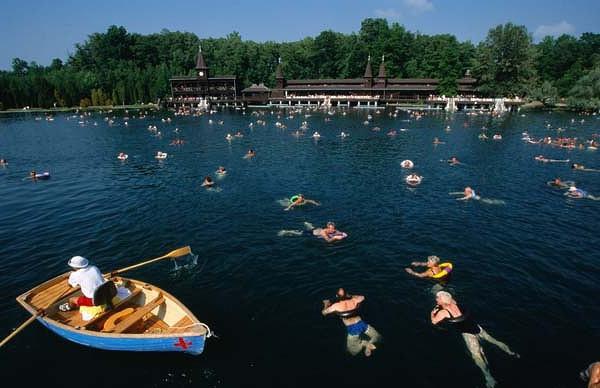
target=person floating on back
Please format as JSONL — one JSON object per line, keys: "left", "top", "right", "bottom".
{"left": 322, "top": 288, "right": 381, "bottom": 357}
{"left": 431, "top": 291, "right": 519, "bottom": 388}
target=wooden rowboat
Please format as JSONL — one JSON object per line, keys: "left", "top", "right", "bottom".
{"left": 16, "top": 273, "right": 210, "bottom": 355}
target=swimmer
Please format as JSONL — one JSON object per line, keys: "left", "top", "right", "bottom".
{"left": 405, "top": 173, "right": 422, "bottom": 186}
{"left": 284, "top": 194, "right": 321, "bottom": 211}
{"left": 478, "top": 133, "right": 488, "bottom": 140}
{"left": 400, "top": 160, "right": 414, "bottom": 169}
{"left": 580, "top": 361, "right": 600, "bottom": 388}
{"left": 312, "top": 131, "right": 321, "bottom": 139}
{"left": 201, "top": 176, "right": 214, "bottom": 188}
{"left": 322, "top": 288, "right": 381, "bottom": 357}
{"left": 155, "top": 151, "right": 167, "bottom": 160}
{"left": 225, "top": 133, "right": 233, "bottom": 141}
{"left": 234, "top": 131, "right": 244, "bottom": 138}
{"left": 565, "top": 186, "right": 599, "bottom": 200}
{"left": 453, "top": 186, "right": 479, "bottom": 201}
{"left": 216, "top": 166, "right": 227, "bottom": 175}
{"left": 433, "top": 137, "right": 445, "bottom": 145}
{"left": 244, "top": 149, "right": 256, "bottom": 159}
{"left": 547, "top": 178, "right": 573, "bottom": 189}
{"left": 117, "top": 152, "right": 128, "bottom": 160}
{"left": 405, "top": 255, "right": 452, "bottom": 280}
{"left": 448, "top": 156, "right": 461, "bottom": 165}
{"left": 387, "top": 130, "right": 397, "bottom": 136}
{"left": 339, "top": 131, "right": 349, "bottom": 138}
{"left": 431, "top": 291, "right": 519, "bottom": 388}
{"left": 316, "top": 222, "right": 348, "bottom": 242}
{"left": 534, "top": 155, "right": 569, "bottom": 163}
{"left": 0, "top": 158, "right": 7, "bottom": 166}
{"left": 493, "top": 134, "right": 502, "bottom": 140}
{"left": 30, "top": 170, "right": 37, "bottom": 181}
{"left": 572, "top": 163, "right": 600, "bottom": 172}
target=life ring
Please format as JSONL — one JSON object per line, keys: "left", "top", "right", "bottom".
{"left": 290, "top": 195, "right": 300, "bottom": 204}
{"left": 400, "top": 160, "right": 414, "bottom": 169}
{"left": 102, "top": 307, "right": 135, "bottom": 331}
{"left": 405, "top": 175, "right": 422, "bottom": 186}
{"left": 431, "top": 262, "right": 453, "bottom": 279}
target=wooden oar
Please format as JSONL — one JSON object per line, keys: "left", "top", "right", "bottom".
{"left": 109, "top": 246, "right": 191, "bottom": 276}
{"left": 0, "top": 246, "right": 192, "bottom": 348}
{"left": 0, "top": 283, "right": 71, "bottom": 348}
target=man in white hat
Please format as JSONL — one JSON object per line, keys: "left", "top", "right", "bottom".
{"left": 59, "top": 256, "right": 105, "bottom": 311}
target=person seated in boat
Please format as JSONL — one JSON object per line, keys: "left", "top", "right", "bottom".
{"left": 285, "top": 194, "right": 320, "bottom": 211}
{"left": 321, "top": 288, "right": 381, "bottom": 357}
{"left": 244, "top": 149, "right": 256, "bottom": 159}
{"left": 202, "top": 176, "right": 215, "bottom": 188}
{"left": 448, "top": 156, "right": 460, "bottom": 165}
{"left": 405, "top": 255, "right": 450, "bottom": 279}
{"left": 59, "top": 256, "right": 105, "bottom": 311}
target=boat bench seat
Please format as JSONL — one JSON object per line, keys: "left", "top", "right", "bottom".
{"left": 81, "top": 287, "right": 142, "bottom": 329}
{"left": 103, "top": 293, "right": 165, "bottom": 334}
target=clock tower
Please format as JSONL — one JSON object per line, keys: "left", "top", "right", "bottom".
{"left": 195, "top": 44, "right": 209, "bottom": 80}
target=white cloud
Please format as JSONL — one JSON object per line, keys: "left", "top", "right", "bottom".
{"left": 534, "top": 21, "right": 575, "bottom": 38}
{"left": 374, "top": 8, "right": 402, "bottom": 20}
{"left": 403, "top": 0, "right": 434, "bottom": 13}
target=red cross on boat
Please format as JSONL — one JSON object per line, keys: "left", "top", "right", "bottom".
{"left": 174, "top": 337, "right": 192, "bottom": 350}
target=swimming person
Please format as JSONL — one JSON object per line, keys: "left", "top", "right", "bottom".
{"left": 431, "top": 291, "right": 519, "bottom": 388}
{"left": 453, "top": 186, "right": 479, "bottom": 201}
{"left": 433, "top": 137, "right": 445, "bottom": 145}
{"left": 448, "top": 156, "right": 461, "bottom": 165}
{"left": 0, "top": 158, "right": 7, "bottom": 166}
{"left": 216, "top": 166, "right": 227, "bottom": 175}
{"left": 547, "top": 177, "right": 572, "bottom": 189}
{"left": 30, "top": 170, "right": 37, "bottom": 181}
{"left": 284, "top": 194, "right": 321, "bottom": 211}
{"left": 59, "top": 256, "right": 106, "bottom": 312}
{"left": 572, "top": 163, "right": 600, "bottom": 172}
{"left": 580, "top": 362, "right": 600, "bottom": 388}
{"left": 534, "top": 155, "right": 569, "bottom": 163}
{"left": 278, "top": 221, "right": 347, "bottom": 242}
{"left": 202, "top": 176, "right": 215, "bottom": 188}
{"left": 405, "top": 173, "right": 423, "bottom": 186}
{"left": 244, "top": 149, "right": 256, "bottom": 159}
{"left": 565, "top": 186, "right": 599, "bottom": 200}
{"left": 405, "top": 255, "right": 453, "bottom": 281}
{"left": 321, "top": 288, "right": 381, "bottom": 357}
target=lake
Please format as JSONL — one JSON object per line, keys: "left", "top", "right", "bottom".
{"left": 0, "top": 107, "right": 598, "bottom": 387}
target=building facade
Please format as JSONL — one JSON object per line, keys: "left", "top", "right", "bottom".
{"left": 168, "top": 46, "right": 241, "bottom": 107}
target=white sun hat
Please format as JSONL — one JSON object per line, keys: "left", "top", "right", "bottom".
{"left": 68, "top": 256, "right": 89, "bottom": 269}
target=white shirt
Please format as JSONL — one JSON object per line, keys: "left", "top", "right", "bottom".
{"left": 68, "top": 265, "right": 105, "bottom": 299}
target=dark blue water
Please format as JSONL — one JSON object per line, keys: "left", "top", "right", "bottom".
{"left": 0, "top": 109, "right": 598, "bottom": 387}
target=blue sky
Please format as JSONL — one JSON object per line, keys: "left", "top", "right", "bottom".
{"left": 1, "top": 0, "right": 598, "bottom": 70}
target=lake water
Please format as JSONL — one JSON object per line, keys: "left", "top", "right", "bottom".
{"left": 0, "top": 108, "right": 598, "bottom": 387}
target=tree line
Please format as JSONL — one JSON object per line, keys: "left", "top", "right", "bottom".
{"left": 0, "top": 19, "right": 598, "bottom": 110}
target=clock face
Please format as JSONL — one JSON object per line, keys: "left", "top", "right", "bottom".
{"left": 199, "top": 71, "right": 204, "bottom": 77}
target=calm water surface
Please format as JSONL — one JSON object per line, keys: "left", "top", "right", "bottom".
{"left": 0, "top": 108, "right": 598, "bottom": 387}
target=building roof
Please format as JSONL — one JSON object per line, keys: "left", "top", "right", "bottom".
{"left": 242, "top": 83, "right": 271, "bottom": 93}
{"left": 169, "top": 75, "right": 237, "bottom": 81}
{"left": 388, "top": 78, "right": 439, "bottom": 84}
{"left": 378, "top": 56, "right": 386, "bottom": 79}
{"left": 195, "top": 45, "right": 208, "bottom": 70}
{"left": 364, "top": 56, "right": 373, "bottom": 78}
{"left": 286, "top": 79, "right": 364, "bottom": 85}
{"left": 275, "top": 60, "right": 284, "bottom": 79}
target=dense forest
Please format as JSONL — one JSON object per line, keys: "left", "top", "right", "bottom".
{"left": 0, "top": 19, "right": 599, "bottom": 110}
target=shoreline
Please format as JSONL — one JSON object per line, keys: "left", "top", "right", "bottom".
{"left": 0, "top": 104, "right": 159, "bottom": 115}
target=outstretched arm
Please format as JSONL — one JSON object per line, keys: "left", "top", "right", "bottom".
{"left": 405, "top": 268, "right": 432, "bottom": 278}
{"left": 305, "top": 199, "right": 320, "bottom": 206}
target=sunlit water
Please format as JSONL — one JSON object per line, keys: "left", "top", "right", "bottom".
{"left": 0, "top": 108, "right": 598, "bottom": 387}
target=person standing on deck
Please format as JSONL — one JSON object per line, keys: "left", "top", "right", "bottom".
{"left": 59, "top": 256, "right": 105, "bottom": 311}
{"left": 322, "top": 288, "right": 381, "bottom": 357}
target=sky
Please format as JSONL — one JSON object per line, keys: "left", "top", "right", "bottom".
{"left": 1, "top": 0, "right": 599, "bottom": 70}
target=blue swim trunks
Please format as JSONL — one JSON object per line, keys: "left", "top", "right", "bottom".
{"left": 346, "top": 320, "right": 368, "bottom": 336}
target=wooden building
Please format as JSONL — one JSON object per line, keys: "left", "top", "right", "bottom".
{"left": 168, "top": 46, "right": 241, "bottom": 107}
